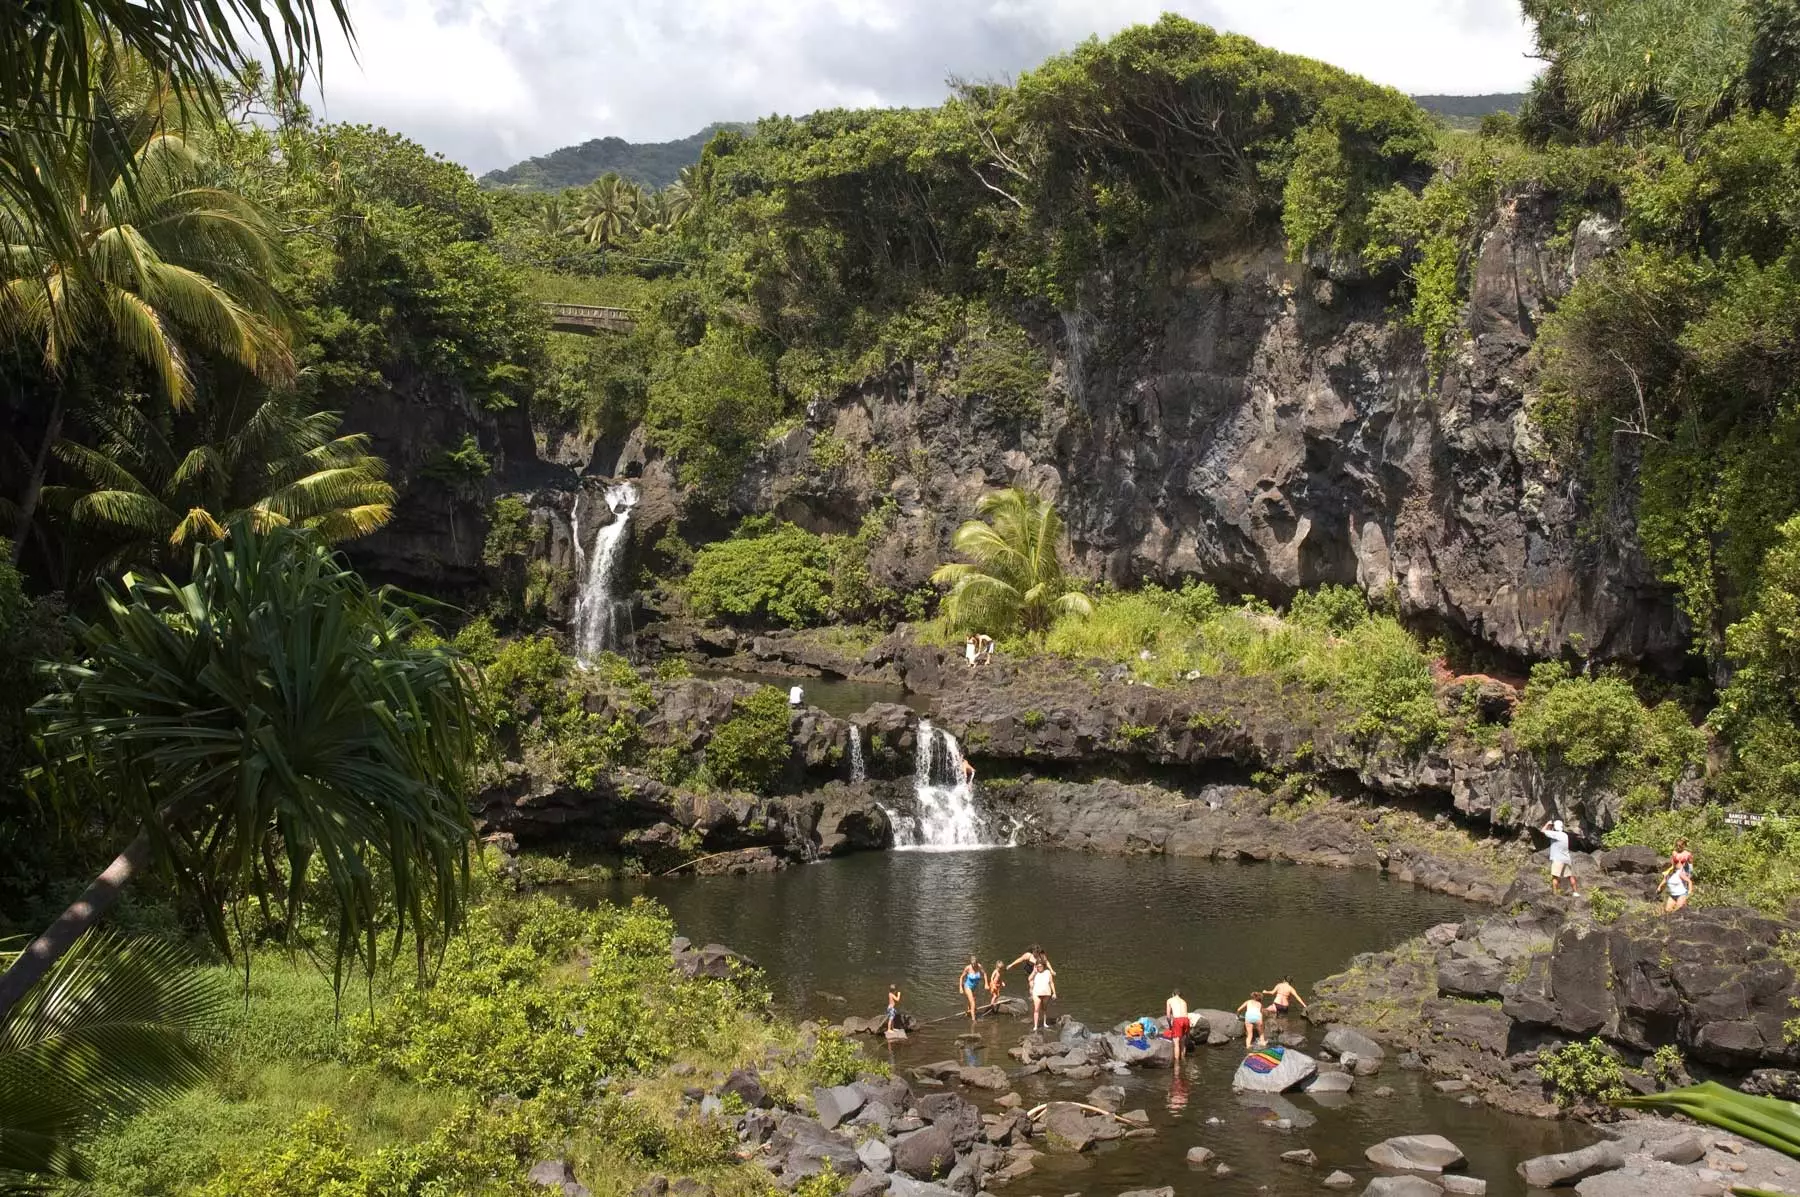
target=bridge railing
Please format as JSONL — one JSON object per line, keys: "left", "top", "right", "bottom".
{"left": 541, "top": 302, "right": 638, "bottom": 321}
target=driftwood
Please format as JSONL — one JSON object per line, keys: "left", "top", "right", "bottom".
{"left": 657, "top": 849, "right": 754, "bottom": 877}
{"left": 1024, "top": 1101, "right": 1138, "bottom": 1127}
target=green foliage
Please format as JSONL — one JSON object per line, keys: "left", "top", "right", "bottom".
{"left": 807, "top": 1030, "right": 864, "bottom": 1088}
{"left": 482, "top": 124, "right": 743, "bottom": 191}
{"left": 1513, "top": 663, "right": 1705, "bottom": 801}
{"left": 1588, "top": 888, "right": 1626, "bottom": 924}
{"left": 482, "top": 497, "right": 535, "bottom": 566}
{"left": 682, "top": 514, "right": 895, "bottom": 628}
{"left": 933, "top": 488, "right": 1094, "bottom": 635}
{"left": 644, "top": 328, "right": 783, "bottom": 501}
{"left": 1712, "top": 515, "right": 1800, "bottom": 809}
{"left": 1538, "top": 1037, "right": 1628, "bottom": 1105}
{"left": 955, "top": 320, "right": 1050, "bottom": 422}
{"left": 703, "top": 687, "right": 794, "bottom": 794}
{"left": 1606, "top": 806, "right": 1800, "bottom": 912}
{"left": 479, "top": 635, "right": 641, "bottom": 790}
{"left": 1648, "top": 1043, "right": 1687, "bottom": 1087}
{"left": 1617, "top": 1081, "right": 1800, "bottom": 1158}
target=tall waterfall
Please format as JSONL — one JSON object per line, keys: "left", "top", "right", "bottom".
{"left": 893, "top": 720, "right": 993, "bottom": 850}
{"left": 571, "top": 481, "right": 639, "bottom": 664}
{"left": 848, "top": 725, "right": 866, "bottom": 783}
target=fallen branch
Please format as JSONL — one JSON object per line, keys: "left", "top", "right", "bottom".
{"left": 658, "top": 849, "right": 754, "bottom": 878}
{"left": 1024, "top": 1101, "right": 1138, "bottom": 1127}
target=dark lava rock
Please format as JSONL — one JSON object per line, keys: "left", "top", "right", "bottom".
{"left": 891, "top": 1125, "right": 956, "bottom": 1179}
{"left": 719, "top": 1069, "right": 771, "bottom": 1109}
{"left": 916, "top": 1092, "right": 980, "bottom": 1150}
{"left": 815, "top": 1084, "right": 865, "bottom": 1130}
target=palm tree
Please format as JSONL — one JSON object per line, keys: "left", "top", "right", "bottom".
{"left": 1, "top": 46, "right": 294, "bottom": 559}
{"left": 0, "top": 523, "right": 479, "bottom": 1025}
{"left": 931, "top": 487, "right": 1094, "bottom": 635}
{"left": 0, "top": 930, "right": 227, "bottom": 1190}
{"left": 569, "top": 173, "right": 643, "bottom": 247}
{"left": 45, "top": 388, "right": 395, "bottom": 574}
{"left": 536, "top": 192, "right": 571, "bottom": 239}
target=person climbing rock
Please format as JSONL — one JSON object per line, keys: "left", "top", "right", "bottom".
{"left": 1660, "top": 861, "right": 1694, "bottom": 912}
{"left": 964, "top": 634, "right": 979, "bottom": 667}
{"left": 1541, "top": 819, "right": 1580, "bottom": 896}
{"left": 1165, "top": 989, "right": 1191, "bottom": 1061}
{"left": 960, "top": 756, "right": 976, "bottom": 787}
{"left": 958, "top": 956, "right": 985, "bottom": 1020}
{"left": 1237, "top": 991, "right": 1267, "bottom": 1049}
{"left": 1266, "top": 976, "right": 1307, "bottom": 1029}
{"left": 976, "top": 632, "right": 995, "bottom": 664}
{"left": 1670, "top": 838, "right": 1694, "bottom": 884}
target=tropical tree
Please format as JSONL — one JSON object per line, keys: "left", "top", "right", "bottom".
{"left": 1, "top": 46, "right": 295, "bottom": 558}
{"left": 0, "top": 524, "right": 480, "bottom": 1026}
{"left": 931, "top": 487, "right": 1094, "bottom": 634}
{"left": 0, "top": 930, "right": 227, "bottom": 1190}
{"left": 570, "top": 173, "right": 643, "bottom": 247}
{"left": 45, "top": 388, "right": 394, "bottom": 574}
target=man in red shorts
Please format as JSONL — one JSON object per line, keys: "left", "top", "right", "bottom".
{"left": 1164, "top": 989, "right": 1191, "bottom": 1061}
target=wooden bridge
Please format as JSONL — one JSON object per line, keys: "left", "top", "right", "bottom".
{"left": 542, "top": 303, "right": 638, "bottom": 334}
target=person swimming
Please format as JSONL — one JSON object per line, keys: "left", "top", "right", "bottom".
{"left": 1237, "top": 991, "right": 1267, "bottom": 1049}
{"left": 958, "top": 956, "right": 985, "bottom": 1019}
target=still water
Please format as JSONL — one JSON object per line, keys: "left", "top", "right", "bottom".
{"left": 590, "top": 850, "right": 1589, "bottom": 1197}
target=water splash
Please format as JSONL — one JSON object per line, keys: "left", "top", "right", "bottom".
{"left": 893, "top": 720, "right": 993, "bottom": 850}
{"left": 572, "top": 481, "right": 639, "bottom": 664}
{"left": 848, "top": 725, "right": 866, "bottom": 784}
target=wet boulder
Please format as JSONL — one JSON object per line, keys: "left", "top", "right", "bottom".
{"left": 1323, "top": 1027, "right": 1386, "bottom": 1061}
{"left": 916, "top": 1092, "right": 980, "bottom": 1150}
{"left": 1366, "top": 1135, "right": 1466, "bottom": 1172}
{"left": 956, "top": 1065, "right": 1009, "bottom": 1090}
{"left": 891, "top": 1125, "right": 956, "bottom": 1179}
{"left": 673, "top": 941, "right": 756, "bottom": 980}
{"left": 1364, "top": 1178, "right": 1446, "bottom": 1197}
{"left": 1304, "top": 1070, "right": 1355, "bottom": 1093}
{"left": 1041, "top": 1104, "right": 1095, "bottom": 1152}
{"left": 1192, "top": 1009, "right": 1242, "bottom": 1044}
{"left": 1231, "top": 1046, "right": 1318, "bottom": 1093}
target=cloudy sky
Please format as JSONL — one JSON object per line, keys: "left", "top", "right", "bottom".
{"left": 306, "top": 0, "right": 1540, "bottom": 175}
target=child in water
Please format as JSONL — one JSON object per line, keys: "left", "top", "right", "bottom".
{"left": 1237, "top": 991, "right": 1267, "bottom": 1049}
{"left": 987, "top": 960, "right": 1006, "bottom": 1009}
{"left": 958, "top": 957, "right": 985, "bottom": 1019}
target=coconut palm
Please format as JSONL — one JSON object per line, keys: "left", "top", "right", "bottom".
{"left": 1, "top": 45, "right": 294, "bottom": 558}
{"left": 932, "top": 487, "right": 1094, "bottom": 635}
{"left": 569, "top": 173, "right": 643, "bottom": 247}
{"left": 0, "top": 523, "right": 479, "bottom": 1025}
{"left": 0, "top": 930, "right": 227, "bottom": 1190}
{"left": 45, "top": 388, "right": 395, "bottom": 574}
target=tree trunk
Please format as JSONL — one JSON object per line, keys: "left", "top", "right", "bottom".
{"left": 10, "top": 395, "right": 63, "bottom": 564}
{"left": 0, "top": 828, "right": 150, "bottom": 1024}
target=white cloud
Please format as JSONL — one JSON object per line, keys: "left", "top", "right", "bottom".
{"left": 306, "top": 0, "right": 1539, "bottom": 173}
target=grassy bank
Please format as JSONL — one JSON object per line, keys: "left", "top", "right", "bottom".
{"left": 81, "top": 877, "right": 870, "bottom": 1195}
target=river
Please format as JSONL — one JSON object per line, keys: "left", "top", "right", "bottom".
{"left": 583, "top": 850, "right": 1589, "bottom": 1197}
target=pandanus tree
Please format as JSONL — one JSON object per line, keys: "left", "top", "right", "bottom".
{"left": 931, "top": 486, "right": 1094, "bottom": 635}
{"left": 0, "top": 45, "right": 295, "bottom": 559}
{"left": 0, "top": 523, "right": 480, "bottom": 1026}
{"left": 45, "top": 387, "right": 395, "bottom": 576}
{"left": 0, "top": 931, "right": 227, "bottom": 1190}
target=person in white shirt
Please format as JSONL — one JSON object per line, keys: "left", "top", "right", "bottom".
{"left": 1541, "top": 819, "right": 1580, "bottom": 896}
{"left": 788, "top": 684, "right": 804, "bottom": 707}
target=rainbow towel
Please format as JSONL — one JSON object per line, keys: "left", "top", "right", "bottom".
{"left": 1242, "top": 1047, "right": 1287, "bottom": 1073}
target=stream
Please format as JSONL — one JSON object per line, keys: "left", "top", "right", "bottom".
{"left": 580, "top": 849, "right": 1592, "bottom": 1197}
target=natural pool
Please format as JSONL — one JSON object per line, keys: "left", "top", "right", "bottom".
{"left": 584, "top": 849, "right": 1590, "bottom": 1197}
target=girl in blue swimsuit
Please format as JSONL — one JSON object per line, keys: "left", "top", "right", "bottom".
{"left": 959, "top": 956, "right": 986, "bottom": 1020}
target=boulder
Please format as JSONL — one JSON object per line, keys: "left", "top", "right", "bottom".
{"left": 1118, "top": 1189, "right": 1175, "bottom": 1197}
{"left": 1193, "top": 1008, "right": 1243, "bottom": 1044}
{"left": 1305, "top": 1071, "right": 1355, "bottom": 1094}
{"left": 1232, "top": 1046, "right": 1318, "bottom": 1093}
{"left": 1085, "top": 1084, "right": 1126, "bottom": 1112}
{"left": 1517, "top": 1143, "right": 1627, "bottom": 1188}
{"left": 1325, "top": 1171, "right": 1357, "bottom": 1188}
{"left": 1365, "top": 1135, "right": 1466, "bottom": 1173}
{"left": 1364, "top": 1178, "right": 1445, "bottom": 1197}
{"left": 529, "top": 1160, "right": 578, "bottom": 1189}
{"left": 843, "top": 1175, "right": 890, "bottom": 1197}
{"left": 1573, "top": 1162, "right": 1721, "bottom": 1197}
{"left": 891, "top": 1126, "right": 956, "bottom": 1180}
{"left": 1284, "top": 1149, "right": 1320, "bottom": 1167}
{"left": 916, "top": 1092, "right": 980, "bottom": 1150}
{"left": 1598, "top": 846, "right": 1663, "bottom": 874}
{"left": 856, "top": 1139, "right": 894, "bottom": 1174}
{"left": 1439, "top": 1178, "right": 1487, "bottom": 1196}
{"left": 673, "top": 942, "right": 755, "bottom": 980}
{"left": 854, "top": 1074, "right": 913, "bottom": 1112}
{"left": 1324, "top": 1027, "right": 1387, "bottom": 1060}
{"left": 956, "top": 1065, "right": 1009, "bottom": 1091}
{"left": 720, "top": 1069, "right": 771, "bottom": 1109}
{"left": 1186, "top": 1146, "right": 1216, "bottom": 1166}
{"left": 885, "top": 1175, "right": 960, "bottom": 1197}
{"left": 1042, "top": 1104, "right": 1095, "bottom": 1152}
{"left": 814, "top": 1085, "right": 865, "bottom": 1130}
{"left": 785, "top": 1137, "right": 865, "bottom": 1182}
{"left": 1648, "top": 1136, "right": 1704, "bottom": 1165}
{"left": 852, "top": 1101, "right": 894, "bottom": 1133}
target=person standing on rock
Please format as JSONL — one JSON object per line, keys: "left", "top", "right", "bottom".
{"left": 1660, "top": 861, "right": 1694, "bottom": 912}
{"left": 1165, "top": 989, "right": 1191, "bottom": 1061}
{"left": 958, "top": 956, "right": 986, "bottom": 1020}
{"left": 965, "top": 634, "right": 979, "bottom": 667}
{"left": 1541, "top": 819, "right": 1580, "bottom": 896}
{"left": 886, "top": 983, "right": 903, "bottom": 1034}
{"left": 1267, "top": 976, "right": 1307, "bottom": 1031}
{"left": 1009, "top": 945, "right": 1056, "bottom": 1030}
{"left": 1237, "top": 992, "right": 1268, "bottom": 1049}
{"left": 1670, "top": 838, "right": 1694, "bottom": 884}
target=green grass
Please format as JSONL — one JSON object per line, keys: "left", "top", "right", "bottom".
{"left": 521, "top": 266, "right": 660, "bottom": 310}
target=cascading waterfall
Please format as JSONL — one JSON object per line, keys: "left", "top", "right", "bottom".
{"left": 893, "top": 719, "right": 993, "bottom": 850}
{"left": 571, "top": 481, "right": 639, "bottom": 664}
{"left": 847, "top": 725, "right": 866, "bottom": 783}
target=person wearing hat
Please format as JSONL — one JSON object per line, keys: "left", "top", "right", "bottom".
{"left": 1541, "top": 819, "right": 1579, "bottom": 896}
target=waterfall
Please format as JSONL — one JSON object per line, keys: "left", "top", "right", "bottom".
{"left": 848, "top": 726, "right": 866, "bottom": 783}
{"left": 571, "top": 481, "right": 639, "bottom": 664}
{"left": 893, "top": 719, "right": 993, "bottom": 850}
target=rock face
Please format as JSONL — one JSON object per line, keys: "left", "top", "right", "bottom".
{"left": 714, "top": 203, "right": 1678, "bottom": 671}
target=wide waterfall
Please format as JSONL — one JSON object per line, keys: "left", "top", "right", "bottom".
{"left": 571, "top": 481, "right": 639, "bottom": 664}
{"left": 893, "top": 720, "right": 993, "bottom": 849}
{"left": 847, "top": 725, "right": 866, "bottom": 783}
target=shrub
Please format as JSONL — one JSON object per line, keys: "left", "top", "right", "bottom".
{"left": 682, "top": 515, "right": 894, "bottom": 628}
{"left": 1538, "top": 1037, "right": 1628, "bottom": 1106}
{"left": 481, "top": 496, "right": 534, "bottom": 566}
{"left": 644, "top": 327, "right": 784, "bottom": 501}
{"left": 705, "top": 686, "right": 794, "bottom": 794}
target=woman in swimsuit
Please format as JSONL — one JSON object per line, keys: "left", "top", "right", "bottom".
{"left": 1009, "top": 945, "right": 1056, "bottom": 1030}
{"left": 1671, "top": 839, "right": 1694, "bottom": 883}
{"left": 1237, "top": 991, "right": 1267, "bottom": 1049}
{"left": 958, "top": 956, "right": 985, "bottom": 1019}
{"left": 1660, "top": 862, "right": 1694, "bottom": 913}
